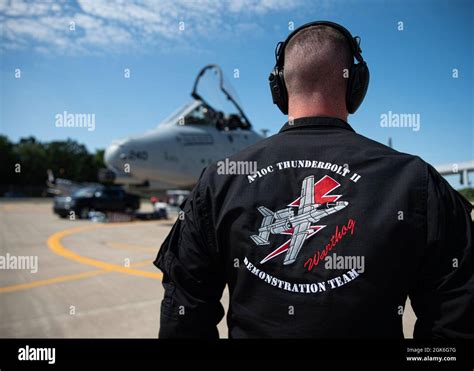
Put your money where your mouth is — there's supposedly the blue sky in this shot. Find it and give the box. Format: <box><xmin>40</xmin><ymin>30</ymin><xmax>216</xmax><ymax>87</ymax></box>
<box><xmin>1</xmin><ymin>0</ymin><xmax>473</xmax><ymax>187</ymax></box>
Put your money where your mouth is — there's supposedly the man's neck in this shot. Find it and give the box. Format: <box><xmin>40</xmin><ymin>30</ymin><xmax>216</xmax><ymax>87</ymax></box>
<box><xmin>288</xmin><ymin>96</ymin><xmax>348</xmax><ymax>122</ymax></box>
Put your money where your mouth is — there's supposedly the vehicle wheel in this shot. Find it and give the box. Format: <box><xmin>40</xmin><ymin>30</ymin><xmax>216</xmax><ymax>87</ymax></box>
<box><xmin>79</xmin><ymin>207</ymin><xmax>90</xmax><ymax>219</ymax></box>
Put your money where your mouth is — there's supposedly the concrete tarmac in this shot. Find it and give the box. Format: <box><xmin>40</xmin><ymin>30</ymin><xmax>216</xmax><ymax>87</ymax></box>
<box><xmin>0</xmin><ymin>199</ymin><xmax>418</xmax><ymax>338</ymax></box>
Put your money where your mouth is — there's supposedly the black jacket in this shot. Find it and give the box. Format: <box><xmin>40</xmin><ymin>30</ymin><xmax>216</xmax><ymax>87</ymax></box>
<box><xmin>154</xmin><ymin>116</ymin><xmax>473</xmax><ymax>338</ymax></box>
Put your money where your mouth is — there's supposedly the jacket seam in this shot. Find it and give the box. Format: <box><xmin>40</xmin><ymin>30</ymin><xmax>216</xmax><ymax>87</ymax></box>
<box><xmin>198</xmin><ymin>176</ymin><xmax>216</xmax><ymax>252</ymax></box>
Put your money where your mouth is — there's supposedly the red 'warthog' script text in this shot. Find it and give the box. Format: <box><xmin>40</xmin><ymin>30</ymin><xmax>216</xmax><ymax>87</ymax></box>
<box><xmin>304</xmin><ymin>218</ymin><xmax>356</xmax><ymax>272</ymax></box>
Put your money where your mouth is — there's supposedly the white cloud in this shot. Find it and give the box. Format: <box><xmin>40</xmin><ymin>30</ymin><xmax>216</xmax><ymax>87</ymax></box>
<box><xmin>228</xmin><ymin>0</ymin><xmax>297</xmax><ymax>13</ymax></box>
<box><xmin>0</xmin><ymin>0</ymin><xmax>306</xmax><ymax>54</ymax></box>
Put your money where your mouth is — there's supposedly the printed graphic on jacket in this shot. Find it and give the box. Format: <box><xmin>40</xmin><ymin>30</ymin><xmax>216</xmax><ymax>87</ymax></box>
<box><xmin>245</xmin><ymin>162</ymin><xmax>363</xmax><ymax>294</ymax></box>
<box><xmin>251</xmin><ymin>175</ymin><xmax>348</xmax><ymax>266</ymax></box>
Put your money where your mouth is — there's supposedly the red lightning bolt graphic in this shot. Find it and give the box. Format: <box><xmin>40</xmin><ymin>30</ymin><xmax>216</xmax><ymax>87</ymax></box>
<box><xmin>260</xmin><ymin>225</ymin><xmax>325</xmax><ymax>264</ymax></box>
<box><xmin>288</xmin><ymin>175</ymin><xmax>341</xmax><ymax>206</ymax></box>
<box><xmin>260</xmin><ymin>175</ymin><xmax>341</xmax><ymax>264</ymax></box>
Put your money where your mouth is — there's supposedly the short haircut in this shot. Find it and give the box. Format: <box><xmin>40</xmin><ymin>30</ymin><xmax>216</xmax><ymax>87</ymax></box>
<box><xmin>284</xmin><ymin>25</ymin><xmax>353</xmax><ymax>100</ymax></box>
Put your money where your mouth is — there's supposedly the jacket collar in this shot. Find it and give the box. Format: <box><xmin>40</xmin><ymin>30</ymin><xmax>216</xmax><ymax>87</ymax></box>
<box><xmin>279</xmin><ymin>116</ymin><xmax>355</xmax><ymax>133</ymax></box>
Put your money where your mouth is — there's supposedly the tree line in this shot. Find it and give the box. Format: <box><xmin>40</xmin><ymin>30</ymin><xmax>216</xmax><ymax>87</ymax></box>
<box><xmin>0</xmin><ymin>135</ymin><xmax>105</xmax><ymax>186</ymax></box>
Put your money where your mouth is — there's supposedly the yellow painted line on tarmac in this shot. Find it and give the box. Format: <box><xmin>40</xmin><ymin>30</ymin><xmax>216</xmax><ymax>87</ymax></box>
<box><xmin>0</xmin><ymin>269</ymin><xmax>106</xmax><ymax>294</ymax></box>
<box><xmin>0</xmin><ymin>259</ymin><xmax>156</xmax><ymax>294</ymax></box>
<box><xmin>1</xmin><ymin>204</ymin><xmax>45</xmax><ymax>212</ymax></box>
<box><xmin>0</xmin><ymin>223</ymin><xmax>163</xmax><ymax>294</ymax></box>
<box><xmin>47</xmin><ymin>223</ymin><xmax>163</xmax><ymax>280</ymax></box>
<box><xmin>1</xmin><ymin>204</ymin><xmax>22</xmax><ymax>211</ymax></box>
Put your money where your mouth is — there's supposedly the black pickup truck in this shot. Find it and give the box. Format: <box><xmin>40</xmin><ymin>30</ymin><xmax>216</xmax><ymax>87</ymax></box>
<box><xmin>53</xmin><ymin>185</ymin><xmax>140</xmax><ymax>219</ymax></box>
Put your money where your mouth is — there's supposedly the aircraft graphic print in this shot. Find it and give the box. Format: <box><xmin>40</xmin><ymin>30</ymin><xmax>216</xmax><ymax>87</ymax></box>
<box><xmin>251</xmin><ymin>175</ymin><xmax>348</xmax><ymax>265</ymax></box>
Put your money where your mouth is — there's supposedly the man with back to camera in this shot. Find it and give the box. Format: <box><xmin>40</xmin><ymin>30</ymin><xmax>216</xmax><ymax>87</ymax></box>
<box><xmin>154</xmin><ymin>21</ymin><xmax>473</xmax><ymax>338</ymax></box>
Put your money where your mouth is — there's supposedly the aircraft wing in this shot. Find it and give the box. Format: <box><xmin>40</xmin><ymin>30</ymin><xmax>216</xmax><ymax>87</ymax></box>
<box><xmin>298</xmin><ymin>175</ymin><xmax>315</xmax><ymax>215</ymax></box>
<box><xmin>283</xmin><ymin>220</ymin><xmax>311</xmax><ymax>265</ymax></box>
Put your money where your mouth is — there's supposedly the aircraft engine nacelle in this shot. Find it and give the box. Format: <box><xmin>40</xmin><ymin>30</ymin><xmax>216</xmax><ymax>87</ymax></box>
<box><xmin>274</xmin><ymin>208</ymin><xmax>294</xmax><ymax>220</ymax></box>
<box><xmin>270</xmin><ymin>220</ymin><xmax>292</xmax><ymax>234</ymax></box>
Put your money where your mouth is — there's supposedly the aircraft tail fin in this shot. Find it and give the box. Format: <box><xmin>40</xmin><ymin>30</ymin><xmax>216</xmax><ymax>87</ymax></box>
<box><xmin>257</xmin><ymin>206</ymin><xmax>274</xmax><ymax>230</ymax></box>
<box><xmin>257</xmin><ymin>206</ymin><xmax>273</xmax><ymax>218</ymax></box>
<box><xmin>250</xmin><ymin>234</ymin><xmax>270</xmax><ymax>246</ymax></box>
<box><xmin>251</xmin><ymin>206</ymin><xmax>275</xmax><ymax>245</ymax></box>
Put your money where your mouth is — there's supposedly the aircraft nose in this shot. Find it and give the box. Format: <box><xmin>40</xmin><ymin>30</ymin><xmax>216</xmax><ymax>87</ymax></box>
<box><xmin>337</xmin><ymin>201</ymin><xmax>349</xmax><ymax>208</ymax></box>
<box><xmin>104</xmin><ymin>141</ymin><xmax>125</xmax><ymax>170</ymax></box>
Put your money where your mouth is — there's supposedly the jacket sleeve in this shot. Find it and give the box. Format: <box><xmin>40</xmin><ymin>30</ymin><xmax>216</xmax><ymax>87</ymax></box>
<box><xmin>153</xmin><ymin>171</ymin><xmax>226</xmax><ymax>338</ymax></box>
<box><xmin>409</xmin><ymin>164</ymin><xmax>474</xmax><ymax>338</ymax></box>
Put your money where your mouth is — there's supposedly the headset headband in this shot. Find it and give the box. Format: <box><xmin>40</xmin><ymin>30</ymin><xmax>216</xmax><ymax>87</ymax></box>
<box><xmin>274</xmin><ymin>21</ymin><xmax>364</xmax><ymax>68</ymax></box>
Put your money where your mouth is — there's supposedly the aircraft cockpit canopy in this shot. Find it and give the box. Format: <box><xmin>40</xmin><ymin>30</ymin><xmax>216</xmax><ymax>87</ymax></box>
<box><xmin>158</xmin><ymin>65</ymin><xmax>253</xmax><ymax>131</ymax></box>
<box><xmin>190</xmin><ymin>64</ymin><xmax>252</xmax><ymax>131</ymax></box>
<box><xmin>184</xmin><ymin>103</ymin><xmax>251</xmax><ymax>131</ymax></box>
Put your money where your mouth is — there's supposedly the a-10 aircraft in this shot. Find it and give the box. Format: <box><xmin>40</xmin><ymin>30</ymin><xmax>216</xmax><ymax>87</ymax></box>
<box><xmin>102</xmin><ymin>64</ymin><xmax>263</xmax><ymax>195</ymax></box>
<box><xmin>251</xmin><ymin>175</ymin><xmax>349</xmax><ymax>265</ymax></box>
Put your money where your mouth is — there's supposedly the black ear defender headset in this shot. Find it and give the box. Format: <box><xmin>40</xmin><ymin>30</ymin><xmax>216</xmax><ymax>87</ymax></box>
<box><xmin>268</xmin><ymin>20</ymin><xmax>369</xmax><ymax>115</ymax></box>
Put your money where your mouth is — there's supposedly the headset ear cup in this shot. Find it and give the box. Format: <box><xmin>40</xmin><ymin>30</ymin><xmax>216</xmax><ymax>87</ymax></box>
<box><xmin>268</xmin><ymin>67</ymin><xmax>289</xmax><ymax>115</ymax></box>
<box><xmin>278</xmin><ymin>69</ymin><xmax>289</xmax><ymax>114</ymax></box>
<box><xmin>346</xmin><ymin>62</ymin><xmax>369</xmax><ymax>113</ymax></box>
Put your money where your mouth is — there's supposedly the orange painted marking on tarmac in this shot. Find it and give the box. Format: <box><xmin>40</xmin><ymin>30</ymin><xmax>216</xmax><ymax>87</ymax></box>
<box><xmin>1</xmin><ymin>203</ymin><xmax>48</xmax><ymax>212</ymax></box>
<box><xmin>47</xmin><ymin>223</ymin><xmax>163</xmax><ymax>280</ymax></box>
<box><xmin>0</xmin><ymin>269</ymin><xmax>107</xmax><ymax>294</ymax></box>
<box><xmin>0</xmin><ymin>223</ymin><xmax>164</xmax><ymax>294</ymax></box>
<box><xmin>0</xmin><ymin>259</ymin><xmax>156</xmax><ymax>294</ymax></box>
